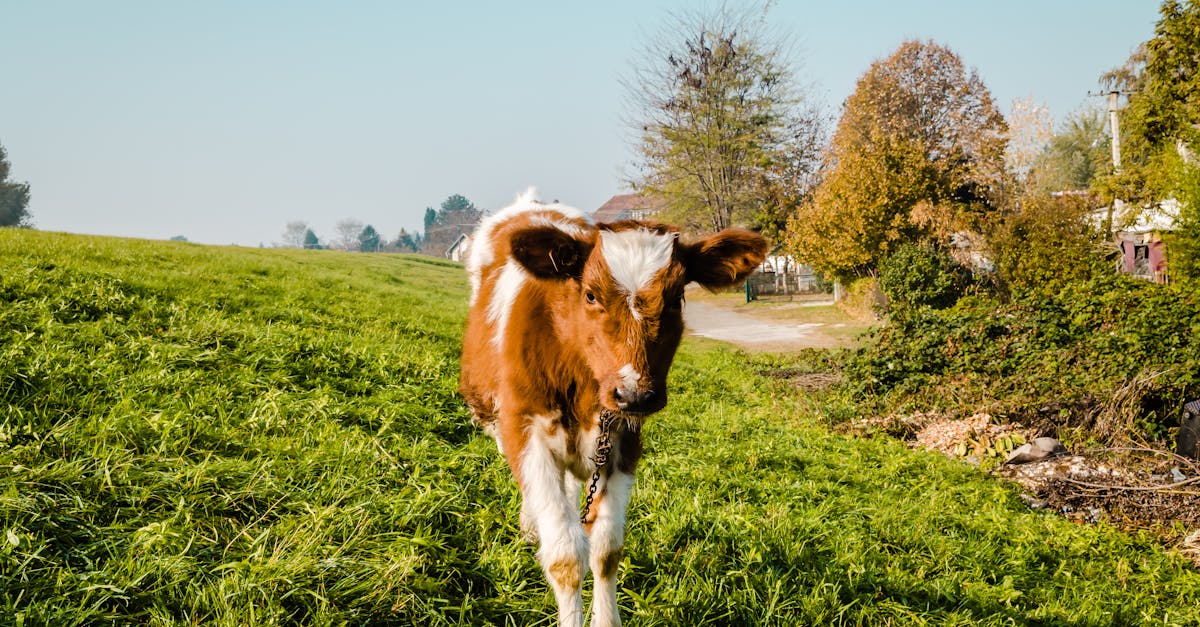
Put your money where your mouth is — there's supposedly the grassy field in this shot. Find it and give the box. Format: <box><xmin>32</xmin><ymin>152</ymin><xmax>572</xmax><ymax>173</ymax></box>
<box><xmin>3</xmin><ymin>229</ymin><xmax>1200</xmax><ymax>626</ymax></box>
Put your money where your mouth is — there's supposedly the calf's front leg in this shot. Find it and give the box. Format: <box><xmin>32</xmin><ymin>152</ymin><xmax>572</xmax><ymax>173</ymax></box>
<box><xmin>519</xmin><ymin>428</ymin><xmax>590</xmax><ymax>627</ymax></box>
<box><xmin>587</xmin><ymin>471</ymin><xmax>634</xmax><ymax>627</ymax></box>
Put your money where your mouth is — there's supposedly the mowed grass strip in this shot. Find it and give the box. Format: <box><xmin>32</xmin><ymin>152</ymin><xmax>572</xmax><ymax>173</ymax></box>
<box><xmin>2</xmin><ymin>229</ymin><xmax>1198</xmax><ymax>626</ymax></box>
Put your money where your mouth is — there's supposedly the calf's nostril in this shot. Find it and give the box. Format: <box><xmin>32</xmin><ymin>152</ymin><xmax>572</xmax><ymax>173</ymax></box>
<box><xmin>639</xmin><ymin>389</ymin><xmax>657</xmax><ymax>406</ymax></box>
<box><xmin>613</xmin><ymin>387</ymin><xmax>657</xmax><ymax>412</ymax></box>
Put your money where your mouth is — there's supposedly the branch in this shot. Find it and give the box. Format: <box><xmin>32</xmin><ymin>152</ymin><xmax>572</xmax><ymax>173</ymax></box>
<box><xmin>1057</xmin><ymin>475</ymin><xmax>1200</xmax><ymax>493</ymax></box>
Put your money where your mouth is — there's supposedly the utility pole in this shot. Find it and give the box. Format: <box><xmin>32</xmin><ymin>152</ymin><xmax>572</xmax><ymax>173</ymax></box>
<box><xmin>1089</xmin><ymin>89</ymin><xmax>1132</xmax><ymax>172</ymax></box>
<box><xmin>1107</xmin><ymin>91</ymin><xmax>1122</xmax><ymax>171</ymax></box>
<box><xmin>1089</xmin><ymin>88</ymin><xmax>1137</xmax><ymax>238</ymax></box>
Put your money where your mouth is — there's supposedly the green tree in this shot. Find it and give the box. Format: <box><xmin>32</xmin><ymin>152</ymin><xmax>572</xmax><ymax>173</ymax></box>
<box><xmin>1126</xmin><ymin>1</ymin><xmax>1200</xmax><ymax>154</ymax></box>
<box><xmin>1167</xmin><ymin>159</ymin><xmax>1200</xmax><ymax>282</ymax></box>
<box><xmin>627</xmin><ymin>5</ymin><xmax>825</xmax><ymax>233</ymax></box>
<box><xmin>394</xmin><ymin>228</ymin><xmax>420</xmax><ymax>253</ymax></box>
<box><xmin>1099</xmin><ymin>42</ymin><xmax>1147</xmax><ymax>94</ymax></box>
<box><xmin>1096</xmin><ymin>0</ymin><xmax>1200</xmax><ymax>206</ymax></box>
<box><xmin>302</xmin><ymin>228</ymin><xmax>322</xmax><ymax>250</ymax></box>
<box><xmin>986</xmin><ymin>194</ymin><xmax>1107</xmax><ymax>293</ymax></box>
<box><xmin>434</xmin><ymin>194</ymin><xmax>482</xmax><ymax>227</ymax></box>
<box><xmin>423</xmin><ymin>194</ymin><xmax>482</xmax><ymax>256</ymax></box>
<box><xmin>1094</xmin><ymin>0</ymin><xmax>1200</xmax><ymax>282</ymax></box>
<box><xmin>1027</xmin><ymin>109</ymin><xmax>1110</xmax><ymax>196</ymax></box>
<box><xmin>358</xmin><ymin>224</ymin><xmax>381</xmax><ymax>252</ymax></box>
<box><xmin>786</xmin><ymin>40</ymin><xmax>1008</xmax><ymax>281</ymax></box>
<box><xmin>0</xmin><ymin>143</ymin><xmax>32</xmax><ymax>228</ymax></box>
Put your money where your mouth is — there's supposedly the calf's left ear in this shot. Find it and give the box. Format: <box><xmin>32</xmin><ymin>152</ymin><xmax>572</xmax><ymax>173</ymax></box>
<box><xmin>681</xmin><ymin>228</ymin><xmax>769</xmax><ymax>290</ymax></box>
<box><xmin>510</xmin><ymin>225</ymin><xmax>595</xmax><ymax>280</ymax></box>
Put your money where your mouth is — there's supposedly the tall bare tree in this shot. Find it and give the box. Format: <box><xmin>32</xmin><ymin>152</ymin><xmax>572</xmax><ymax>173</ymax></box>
<box><xmin>333</xmin><ymin>219</ymin><xmax>365</xmax><ymax>252</ymax></box>
<box><xmin>625</xmin><ymin>4</ymin><xmax>825</xmax><ymax>234</ymax></box>
<box><xmin>280</xmin><ymin>221</ymin><xmax>309</xmax><ymax>248</ymax></box>
<box><xmin>1006</xmin><ymin>97</ymin><xmax>1054</xmax><ymax>186</ymax></box>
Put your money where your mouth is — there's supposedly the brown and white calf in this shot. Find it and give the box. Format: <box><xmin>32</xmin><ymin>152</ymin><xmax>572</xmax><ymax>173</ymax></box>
<box><xmin>459</xmin><ymin>189</ymin><xmax>766</xmax><ymax>627</ymax></box>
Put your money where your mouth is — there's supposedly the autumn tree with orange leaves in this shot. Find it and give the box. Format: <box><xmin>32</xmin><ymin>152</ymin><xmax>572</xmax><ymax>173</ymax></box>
<box><xmin>786</xmin><ymin>40</ymin><xmax>1007</xmax><ymax>281</ymax></box>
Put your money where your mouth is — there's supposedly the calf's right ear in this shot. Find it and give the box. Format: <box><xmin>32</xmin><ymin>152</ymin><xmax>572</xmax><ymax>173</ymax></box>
<box><xmin>510</xmin><ymin>225</ymin><xmax>595</xmax><ymax>280</ymax></box>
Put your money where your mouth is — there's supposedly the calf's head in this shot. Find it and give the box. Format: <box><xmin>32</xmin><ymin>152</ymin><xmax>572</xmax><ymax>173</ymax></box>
<box><xmin>511</xmin><ymin>220</ymin><xmax>767</xmax><ymax>419</ymax></box>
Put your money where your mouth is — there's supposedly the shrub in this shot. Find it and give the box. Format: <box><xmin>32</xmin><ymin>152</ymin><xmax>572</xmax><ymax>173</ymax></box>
<box><xmin>985</xmin><ymin>194</ymin><xmax>1108</xmax><ymax>295</ymax></box>
<box><xmin>1166</xmin><ymin>157</ymin><xmax>1200</xmax><ymax>285</ymax></box>
<box><xmin>845</xmin><ymin>274</ymin><xmax>1200</xmax><ymax>444</ymax></box>
<box><xmin>836</xmin><ymin>276</ymin><xmax>886</xmax><ymax>321</ymax></box>
<box><xmin>876</xmin><ymin>242</ymin><xmax>972</xmax><ymax>310</ymax></box>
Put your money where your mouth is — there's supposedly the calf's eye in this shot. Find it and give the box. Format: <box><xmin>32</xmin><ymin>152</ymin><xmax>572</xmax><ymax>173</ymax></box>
<box><xmin>585</xmin><ymin>291</ymin><xmax>597</xmax><ymax>304</ymax></box>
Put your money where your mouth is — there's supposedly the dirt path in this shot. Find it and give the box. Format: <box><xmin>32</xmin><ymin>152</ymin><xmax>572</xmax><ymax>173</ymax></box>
<box><xmin>684</xmin><ymin>299</ymin><xmax>844</xmax><ymax>351</ymax></box>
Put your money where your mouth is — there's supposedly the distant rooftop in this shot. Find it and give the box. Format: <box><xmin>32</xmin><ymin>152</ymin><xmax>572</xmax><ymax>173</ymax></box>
<box><xmin>592</xmin><ymin>193</ymin><xmax>666</xmax><ymax>223</ymax></box>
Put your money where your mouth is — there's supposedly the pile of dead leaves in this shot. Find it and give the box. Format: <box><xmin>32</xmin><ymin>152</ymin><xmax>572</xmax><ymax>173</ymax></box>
<box><xmin>912</xmin><ymin>412</ymin><xmax>1030</xmax><ymax>461</ymax></box>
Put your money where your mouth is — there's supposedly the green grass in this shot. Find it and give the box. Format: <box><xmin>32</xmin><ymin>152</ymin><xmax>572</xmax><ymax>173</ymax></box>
<box><xmin>2</xmin><ymin>229</ymin><xmax>1199</xmax><ymax>626</ymax></box>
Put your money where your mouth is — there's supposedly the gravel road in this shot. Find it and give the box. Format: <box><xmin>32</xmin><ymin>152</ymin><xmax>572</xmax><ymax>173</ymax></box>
<box><xmin>683</xmin><ymin>299</ymin><xmax>843</xmax><ymax>351</ymax></box>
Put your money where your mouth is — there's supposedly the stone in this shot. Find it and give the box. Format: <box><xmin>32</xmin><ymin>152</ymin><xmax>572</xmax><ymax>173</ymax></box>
<box><xmin>1004</xmin><ymin>437</ymin><xmax>1066</xmax><ymax>465</ymax></box>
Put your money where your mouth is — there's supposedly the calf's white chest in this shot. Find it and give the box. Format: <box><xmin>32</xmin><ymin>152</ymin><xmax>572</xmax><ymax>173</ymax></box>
<box><xmin>528</xmin><ymin>411</ymin><xmax>602</xmax><ymax>480</ymax></box>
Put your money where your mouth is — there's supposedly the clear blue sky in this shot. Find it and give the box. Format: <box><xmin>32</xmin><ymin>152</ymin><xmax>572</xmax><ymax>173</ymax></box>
<box><xmin>1</xmin><ymin>1</ymin><xmax>1160</xmax><ymax>246</ymax></box>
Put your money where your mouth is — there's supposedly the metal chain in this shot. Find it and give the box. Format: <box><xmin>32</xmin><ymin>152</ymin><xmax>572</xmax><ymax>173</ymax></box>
<box><xmin>580</xmin><ymin>410</ymin><xmax>616</xmax><ymax>523</ymax></box>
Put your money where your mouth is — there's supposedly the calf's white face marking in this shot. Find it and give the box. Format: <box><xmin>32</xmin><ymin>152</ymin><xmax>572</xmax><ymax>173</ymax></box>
<box><xmin>599</xmin><ymin>229</ymin><xmax>675</xmax><ymax>319</ymax></box>
<box><xmin>617</xmin><ymin>364</ymin><xmax>641</xmax><ymax>397</ymax></box>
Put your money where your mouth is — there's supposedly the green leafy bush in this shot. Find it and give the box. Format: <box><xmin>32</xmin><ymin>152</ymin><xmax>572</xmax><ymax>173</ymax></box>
<box><xmin>847</xmin><ymin>274</ymin><xmax>1200</xmax><ymax>443</ymax></box>
<box><xmin>876</xmin><ymin>242</ymin><xmax>972</xmax><ymax>310</ymax></box>
<box><xmin>1166</xmin><ymin>157</ymin><xmax>1200</xmax><ymax>284</ymax></box>
<box><xmin>985</xmin><ymin>194</ymin><xmax>1108</xmax><ymax>295</ymax></box>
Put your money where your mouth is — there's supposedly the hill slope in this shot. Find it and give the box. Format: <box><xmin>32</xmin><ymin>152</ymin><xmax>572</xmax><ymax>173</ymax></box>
<box><xmin>2</xmin><ymin>230</ymin><xmax>1199</xmax><ymax>626</ymax></box>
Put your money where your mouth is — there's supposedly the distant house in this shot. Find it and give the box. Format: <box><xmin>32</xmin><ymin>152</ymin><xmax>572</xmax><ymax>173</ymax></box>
<box><xmin>445</xmin><ymin>232</ymin><xmax>472</xmax><ymax>263</ymax></box>
<box><xmin>592</xmin><ymin>193</ymin><xmax>666</xmax><ymax>223</ymax></box>
<box><xmin>1098</xmin><ymin>198</ymin><xmax>1179</xmax><ymax>284</ymax></box>
<box><xmin>744</xmin><ymin>250</ymin><xmax>830</xmax><ymax>302</ymax></box>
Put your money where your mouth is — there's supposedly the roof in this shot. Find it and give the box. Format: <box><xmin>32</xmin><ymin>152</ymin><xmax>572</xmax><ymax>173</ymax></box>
<box><xmin>445</xmin><ymin>232</ymin><xmax>471</xmax><ymax>257</ymax></box>
<box><xmin>1126</xmin><ymin>198</ymin><xmax>1181</xmax><ymax>233</ymax></box>
<box><xmin>1091</xmin><ymin>198</ymin><xmax>1182</xmax><ymax>235</ymax></box>
<box><xmin>592</xmin><ymin>193</ymin><xmax>666</xmax><ymax>223</ymax></box>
